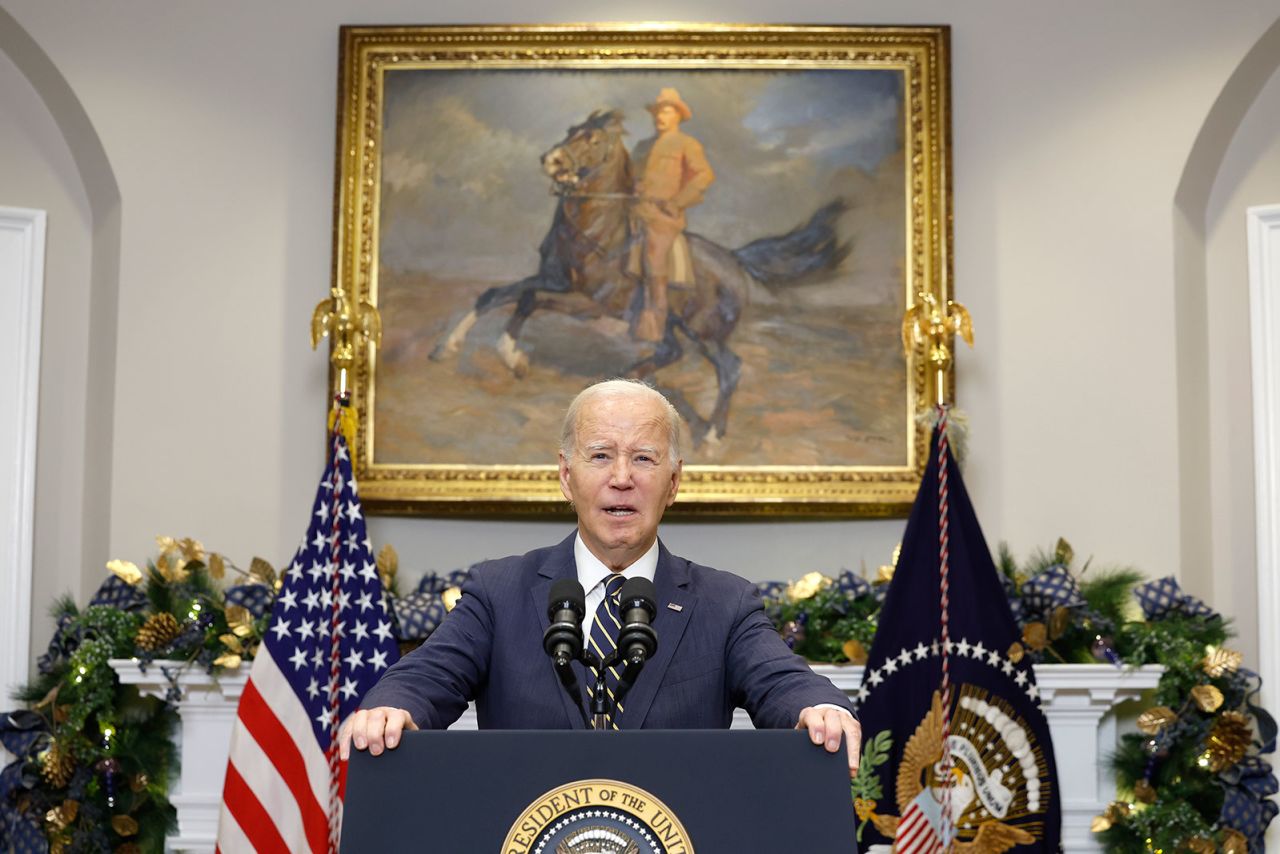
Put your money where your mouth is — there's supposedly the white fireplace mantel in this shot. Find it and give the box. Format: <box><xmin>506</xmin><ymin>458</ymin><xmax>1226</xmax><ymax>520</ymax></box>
<box><xmin>110</xmin><ymin>659</ymin><xmax>1161</xmax><ymax>853</ymax></box>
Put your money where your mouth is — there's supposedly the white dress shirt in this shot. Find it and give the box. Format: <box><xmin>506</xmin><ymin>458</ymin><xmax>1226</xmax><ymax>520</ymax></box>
<box><xmin>576</xmin><ymin>533</ymin><xmax>659</xmax><ymax>615</ymax></box>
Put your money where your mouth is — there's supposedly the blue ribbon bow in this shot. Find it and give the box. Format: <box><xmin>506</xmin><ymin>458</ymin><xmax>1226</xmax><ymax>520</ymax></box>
<box><xmin>1134</xmin><ymin>576</ymin><xmax>1217</xmax><ymax>621</ymax></box>
<box><xmin>1019</xmin><ymin>563</ymin><xmax>1085</xmax><ymax>618</ymax></box>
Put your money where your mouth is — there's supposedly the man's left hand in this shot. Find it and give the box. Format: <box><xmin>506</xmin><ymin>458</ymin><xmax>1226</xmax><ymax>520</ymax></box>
<box><xmin>796</xmin><ymin>706</ymin><xmax>862</xmax><ymax>777</ymax></box>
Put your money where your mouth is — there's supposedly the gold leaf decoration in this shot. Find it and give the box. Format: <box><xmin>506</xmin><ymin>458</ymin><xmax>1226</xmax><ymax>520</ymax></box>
<box><xmin>875</xmin><ymin>564</ymin><xmax>895</xmax><ymax>584</ymax></box>
<box><xmin>377</xmin><ymin>543</ymin><xmax>399</xmax><ymax>588</ymax></box>
<box><xmin>1185</xmin><ymin>837</ymin><xmax>1215</xmax><ymax>854</ymax></box>
<box><xmin>1054</xmin><ymin>537</ymin><xmax>1074</xmax><ymax>566</ymax></box>
<box><xmin>111</xmin><ymin>815</ymin><xmax>139</xmax><ymax>837</ymax></box>
<box><xmin>106</xmin><ymin>559</ymin><xmax>143</xmax><ymax>586</ymax></box>
<box><xmin>220</xmin><ymin>633</ymin><xmax>244</xmax><ymax>654</ymax></box>
<box><xmin>225</xmin><ymin>605</ymin><xmax>253</xmax><ymax>638</ymax></box>
<box><xmin>136</xmin><ymin>613</ymin><xmax>180</xmax><ymax>652</ymax></box>
<box><xmin>249</xmin><ymin>557</ymin><xmax>276</xmax><ymax>588</ymax></box>
<box><xmin>787</xmin><ymin>571</ymin><xmax>831</xmax><ymax>600</ymax></box>
<box><xmin>442</xmin><ymin>586</ymin><xmax>463</xmax><ymax>612</ymax></box>
<box><xmin>1092</xmin><ymin>800</ymin><xmax>1132</xmax><ymax>833</ymax></box>
<box><xmin>1022</xmin><ymin>622</ymin><xmax>1048</xmax><ymax>651</ymax></box>
<box><xmin>155</xmin><ymin>535</ymin><xmax>178</xmax><ymax>553</ymax></box>
<box><xmin>1203</xmin><ymin>647</ymin><xmax>1243</xmax><ymax>678</ymax></box>
<box><xmin>1191</xmin><ymin>684</ymin><xmax>1224</xmax><ymax>713</ymax></box>
<box><xmin>208</xmin><ymin>552</ymin><xmax>226</xmax><ymax>580</ymax></box>
<box><xmin>1206</xmin><ymin>711</ymin><xmax>1251</xmax><ymax>772</ymax></box>
<box><xmin>178</xmin><ymin>537</ymin><xmax>205</xmax><ymax>562</ymax></box>
<box><xmin>45</xmin><ymin>800</ymin><xmax>77</xmax><ymax>831</ymax></box>
<box><xmin>34</xmin><ymin>684</ymin><xmax>60</xmax><ymax>711</ymax></box>
<box><xmin>213</xmin><ymin>652</ymin><xmax>243</xmax><ymax>670</ymax></box>
<box><xmin>843</xmin><ymin>638</ymin><xmax>868</xmax><ymax>665</ymax></box>
<box><xmin>1007</xmin><ymin>642</ymin><xmax>1026</xmax><ymax>664</ymax></box>
<box><xmin>1136</xmin><ymin>706</ymin><xmax>1177</xmax><ymax>735</ymax></box>
<box><xmin>155</xmin><ymin>554</ymin><xmax>190</xmax><ymax>583</ymax></box>
<box><xmin>1132</xmin><ymin>778</ymin><xmax>1156</xmax><ymax>803</ymax></box>
<box><xmin>1049</xmin><ymin>606</ymin><xmax>1071</xmax><ymax>639</ymax></box>
<box><xmin>1222</xmin><ymin>829</ymin><xmax>1249</xmax><ymax>854</ymax></box>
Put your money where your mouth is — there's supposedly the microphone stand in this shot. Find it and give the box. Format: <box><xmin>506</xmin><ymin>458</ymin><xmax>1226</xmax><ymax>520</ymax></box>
<box><xmin>581</xmin><ymin>649</ymin><xmax>647</xmax><ymax>730</ymax></box>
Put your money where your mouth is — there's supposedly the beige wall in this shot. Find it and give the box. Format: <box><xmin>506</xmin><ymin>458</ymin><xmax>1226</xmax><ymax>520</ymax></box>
<box><xmin>3</xmin><ymin>0</ymin><xmax>1279</xmax><ymax>667</ymax></box>
<box><xmin>0</xmin><ymin>44</ymin><xmax>94</xmax><ymax>655</ymax></box>
<box><xmin>1205</xmin><ymin>64</ymin><xmax>1280</xmax><ymax>664</ymax></box>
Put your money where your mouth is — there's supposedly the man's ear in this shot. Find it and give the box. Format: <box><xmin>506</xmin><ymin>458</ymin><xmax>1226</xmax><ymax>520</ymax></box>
<box><xmin>666</xmin><ymin>459</ymin><xmax>683</xmax><ymax>507</ymax></box>
<box><xmin>558</xmin><ymin>450</ymin><xmax>574</xmax><ymax>502</ymax></box>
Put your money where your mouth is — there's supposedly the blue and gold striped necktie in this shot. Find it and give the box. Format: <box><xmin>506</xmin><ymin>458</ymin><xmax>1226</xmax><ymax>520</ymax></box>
<box><xmin>586</xmin><ymin>574</ymin><xmax>626</xmax><ymax>729</ymax></box>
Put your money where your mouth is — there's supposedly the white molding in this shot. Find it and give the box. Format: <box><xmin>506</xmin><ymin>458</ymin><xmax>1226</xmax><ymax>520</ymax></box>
<box><xmin>1248</xmin><ymin>203</ymin><xmax>1280</xmax><ymax>718</ymax></box>
<box><xmin>0</xmin><ymin>206</ymin><xmax>45</xmax><ymax>715</ymax></box>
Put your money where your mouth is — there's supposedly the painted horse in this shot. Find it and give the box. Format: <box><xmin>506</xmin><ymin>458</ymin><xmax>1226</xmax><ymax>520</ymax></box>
<box><xmin>431</xmin><ymin>108</ymin><xmax>848</xmax><ymax>445</ymax></box>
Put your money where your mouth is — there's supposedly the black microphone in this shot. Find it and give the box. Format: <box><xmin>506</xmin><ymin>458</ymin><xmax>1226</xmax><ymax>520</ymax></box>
<box><xmin>543</xmin><ymin>578</ymin><xmax>585</xmax><ymax>668</ymax></box>
<box><xmin>616</xmin><ymin>576</ymin><xmax>658</xmax><ymax>667</ymax></box>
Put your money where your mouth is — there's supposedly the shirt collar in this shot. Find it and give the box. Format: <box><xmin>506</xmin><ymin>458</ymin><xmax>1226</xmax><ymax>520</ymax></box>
<box><xmin>574</xmin><ymin>533</ymin><xmax>659</xmax><ymax>594</ymax></box>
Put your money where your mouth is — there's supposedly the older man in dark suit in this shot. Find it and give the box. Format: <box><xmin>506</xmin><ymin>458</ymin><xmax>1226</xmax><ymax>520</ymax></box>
<box><xmin>340</xmin><ymin>379</ymin><xmax>861</xmax><ymax>772</ymax></box>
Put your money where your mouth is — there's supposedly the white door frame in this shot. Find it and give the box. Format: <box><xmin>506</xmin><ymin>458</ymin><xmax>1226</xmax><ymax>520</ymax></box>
<box><xmin>1248</xmin><ymin>203</ymin><xmax>1280</xmax><ymax>717</ymax></box>
<box><xmin>0</xmin><ymin>206</ymin><xmax>44</xmax><ymax>709</ymax></box>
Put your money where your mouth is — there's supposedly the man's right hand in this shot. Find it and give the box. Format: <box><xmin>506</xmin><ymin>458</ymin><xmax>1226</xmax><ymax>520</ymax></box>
<box><xmin>338</xmin><ymin>707</ymin><xmax>418</xmax><ymax>760</ymax></box>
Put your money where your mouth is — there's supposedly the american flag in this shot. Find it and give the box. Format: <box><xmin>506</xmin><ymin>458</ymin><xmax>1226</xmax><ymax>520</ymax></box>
<box><xmin>217</xmin><ymin>424</ymin><xmax>399</xmax><ymax>852</ymax></box>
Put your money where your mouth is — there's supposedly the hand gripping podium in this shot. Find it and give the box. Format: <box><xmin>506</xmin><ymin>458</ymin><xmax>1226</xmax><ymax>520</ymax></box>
<box><xmin>341</xmin><ymin>729</ymin><xmax>858</xmax><ymax>852</ymax></box>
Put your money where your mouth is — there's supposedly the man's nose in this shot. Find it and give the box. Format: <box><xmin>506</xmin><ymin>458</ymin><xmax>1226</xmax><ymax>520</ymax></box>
<box><xmin>608</xmin><ymin>458</ymin><xmax>634</xmax><ymax>487</ymax></box>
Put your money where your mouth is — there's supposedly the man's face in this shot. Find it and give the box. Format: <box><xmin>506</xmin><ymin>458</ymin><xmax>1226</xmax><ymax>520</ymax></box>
<box><xmin>652</xmin><ymin>104</ymin><xmax>681</xmax><ymax>134</ymax></box>
<box><xmin>559</xmin><ymin>393</ymin><xmax>683</xmax><ymax>570</ymax></box>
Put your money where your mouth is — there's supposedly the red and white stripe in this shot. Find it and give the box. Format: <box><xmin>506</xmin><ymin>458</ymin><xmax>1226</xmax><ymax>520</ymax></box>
<box><xmin>325</xmin><ymin>440</ymin><xmax>345</xmax><ymax>852</ymax></box>
<box><xmin>935</xmin><ymin>405</ymin><xmax>954</xmax><ymax>850</ymax></box>
<box><xmin>896</xmin><ymin>799</ymin><xmax>944</xmax><ymax>854</ymax></box>
<box><xmin>216</xmin><ymin>649</ymin><xmax>341</xmax><ymax>853</ymax></box>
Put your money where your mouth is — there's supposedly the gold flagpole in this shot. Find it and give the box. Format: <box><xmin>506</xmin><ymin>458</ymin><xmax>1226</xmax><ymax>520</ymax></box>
<box><xmin>901</xmin><ymin>290</ymin><xmax>974</xmax><ymax>408</ymax></box>
<box><xmin>310</xmin><ymin>287</ymin><xmax>382</xmax><ymax>401</ymax></box>
<box><xmin>310</xmin><ymin>287</ymin><xmax>382</xmax><ymax>448</ymax></box>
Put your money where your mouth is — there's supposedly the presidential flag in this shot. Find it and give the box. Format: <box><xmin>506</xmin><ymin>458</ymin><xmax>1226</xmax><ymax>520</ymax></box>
<box><xmin>852</xmin><ymin>414</ymin><xmax>1061</xmax><ymax>852</ymax></box>
<box><xmin>217</xmin><ymin>422</ymin><xmax>399</xmax><ymax>853</ymax></box>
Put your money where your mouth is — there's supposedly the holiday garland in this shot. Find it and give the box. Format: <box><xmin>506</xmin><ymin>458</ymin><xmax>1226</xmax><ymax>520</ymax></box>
<box><xmin>762</xmin><ymin>538</ymin><xmax>1278</xmax><ymax>852</ymax></box>
<box><xmin>3</xmin><ymin>536</ymin><xmax>1275</xmax><ymax>852</ymax></box>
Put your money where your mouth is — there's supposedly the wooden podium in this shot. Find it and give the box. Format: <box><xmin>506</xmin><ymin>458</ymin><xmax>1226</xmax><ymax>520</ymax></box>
<box><xmin>340</xmin><ymin>729</ymin><xmax>857</xmax><ymax>852</ymax></box>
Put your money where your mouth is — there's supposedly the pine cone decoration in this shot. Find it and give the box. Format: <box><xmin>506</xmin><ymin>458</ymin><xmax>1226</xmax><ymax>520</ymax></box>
<box><xmin>40</xmin><ymin>741</ymin><xmax>76</xmax><ymax>788</ymax></box>
<box><xmin>136</xmin><ymin>613</ymin><xmax>180</xmax><ymax>651</ymax></box>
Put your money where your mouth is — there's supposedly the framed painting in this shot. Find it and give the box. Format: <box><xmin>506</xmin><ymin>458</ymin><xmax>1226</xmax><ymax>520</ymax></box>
<box><xmin>330</xmin><ymin>24</ymin><xmax>953</xmax><ymax>515</ymax></box>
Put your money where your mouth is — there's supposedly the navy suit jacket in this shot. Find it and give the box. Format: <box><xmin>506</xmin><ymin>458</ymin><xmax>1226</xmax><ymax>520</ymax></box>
<box><xmin>362</xmin><ymin>533</ymin><xmax>854</xmax><ymax>730</ymax></box>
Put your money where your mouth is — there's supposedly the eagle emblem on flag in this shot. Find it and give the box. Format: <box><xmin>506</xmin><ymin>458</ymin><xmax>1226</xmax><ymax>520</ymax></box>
<box><xmin>857</xmin><ymin>686</ymin><xmax>1047</xmax><ymax>853</ymax></box>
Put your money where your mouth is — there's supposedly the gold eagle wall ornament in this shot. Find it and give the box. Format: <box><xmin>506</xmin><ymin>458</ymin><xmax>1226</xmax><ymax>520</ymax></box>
<box><xmin>310</xmin><ymin>287</ymin><xmax>383</xmax><ymax>393</ymax></box>
<box><xmin>902</xmin><ymin>291</ymin><xmax>974</xmax><ymax>407</ymax></box>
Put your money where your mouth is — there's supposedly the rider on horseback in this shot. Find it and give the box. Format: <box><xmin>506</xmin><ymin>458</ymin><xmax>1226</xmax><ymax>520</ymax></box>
<box><xmin>628</xmin><ymin>88</ymin><xmax>715</xmax><ymax>342</ymax></box>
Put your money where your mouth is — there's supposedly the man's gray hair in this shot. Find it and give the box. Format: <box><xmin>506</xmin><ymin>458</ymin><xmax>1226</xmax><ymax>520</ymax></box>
<box><xmin>560</xmin><ymin>379</ymin><xmax>683</xmax><ymax>465</ymax></box>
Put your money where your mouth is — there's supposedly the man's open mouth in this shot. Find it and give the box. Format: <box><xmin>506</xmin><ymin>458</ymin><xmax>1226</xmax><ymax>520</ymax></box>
<box><xmin>604</xmin><ymin>506</ymin><xmax>637</xmax><ymax>517</ymax></box>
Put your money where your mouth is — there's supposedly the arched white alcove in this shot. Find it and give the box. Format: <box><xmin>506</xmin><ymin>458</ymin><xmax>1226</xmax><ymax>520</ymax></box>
<box><xmin>0</xmin><ymin>6</ymin><xmax>121</xmax><ymax>679</ymax></box>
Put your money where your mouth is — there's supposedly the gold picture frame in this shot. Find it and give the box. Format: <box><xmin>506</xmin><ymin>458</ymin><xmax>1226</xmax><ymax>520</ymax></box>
<box><xmin>331</xmin><ymin>23</ymin><xmax>953</xmax><ymax>516</ymax></box>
